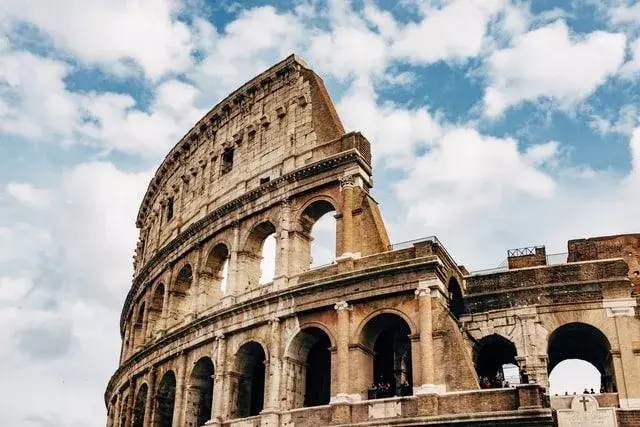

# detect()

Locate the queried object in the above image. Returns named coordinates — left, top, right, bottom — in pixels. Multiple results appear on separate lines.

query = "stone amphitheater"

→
left=105, top=55, right=640, bottom=427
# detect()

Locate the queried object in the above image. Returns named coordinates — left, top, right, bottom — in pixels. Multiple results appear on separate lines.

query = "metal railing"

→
left=470, top=252, right=569, bottom=275
left=507, top=246, right=544, bottom=257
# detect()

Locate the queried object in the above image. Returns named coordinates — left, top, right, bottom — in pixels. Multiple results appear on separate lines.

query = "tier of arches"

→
left=472, top=322, right=617, bottom=394
left=121, top=199, right=340, bottom=361
left=109, top=311, right=417, bottom=427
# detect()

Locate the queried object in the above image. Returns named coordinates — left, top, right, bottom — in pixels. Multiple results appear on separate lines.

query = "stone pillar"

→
left=607, top=298, right=640, bottom=408
left=143, top=368, right=156, bottom=427
left=262, top=318, right=282, bottom=426
left=114, top=393, right=122, bottom=427
left=188, top=250, right=203, bottom=321
left=222, top=222, right=240, bottom=307
left=126, top=378, right=136, bottom=427
left=339, top=177, right=355, bottom=258
left=173, top=352, right=188, bottom=427
left=159, top=265, right=173, bottom=334
left=274, top=199, right=291, bottom=290
left=414, top=283, right=437, bottom=395
left=206, top=334, right=226, bottom=426
left=331, top=301, right=352, bottom=423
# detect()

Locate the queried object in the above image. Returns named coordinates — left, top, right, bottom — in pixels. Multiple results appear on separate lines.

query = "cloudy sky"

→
left=1, top=0, right=640, bottom=425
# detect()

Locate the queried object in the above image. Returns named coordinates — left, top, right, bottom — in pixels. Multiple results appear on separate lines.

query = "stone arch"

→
left=200, top=242, right=230, bottom=309
left=283, top=326, right=333, bottom=409
left=547, top=322, right=616, bottom=393
left=474, top=334, right=519, bottom=388
left=239, top=220, right=277, bottom=290
left=295, top=198, right=338, bottom=272
left=358, top=312, right=414, bottom=399
left=147, top=283, right=165, bottom=338
left=132, top=382, right=148, bottom=427
left=232, top=341, right=267, bottom=418
left=185, top=356, right=215, bottom=427
left=447, top=277, right=464, bottom=317
left=169, top=263, right=193, bottom=326
left=354, top=308, right=417, bottom=343
left=154, top=370, right=176, bottom=427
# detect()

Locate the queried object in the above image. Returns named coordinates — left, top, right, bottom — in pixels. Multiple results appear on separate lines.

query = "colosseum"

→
left=105, top=55, right=640, bottom=427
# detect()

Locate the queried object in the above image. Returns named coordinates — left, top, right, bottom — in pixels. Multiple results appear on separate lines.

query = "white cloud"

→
left=5, top=182, right=52, bottom=208
left=395, top=128, right=556, bottom=228
left=484, top=20, right=626, bottom=116
left=2, top=0, right=195, bottom=79
left=590, top=103, right=639, bottom=135
left=609, top=1, right=640, bottom=24
left=337, top=78, right=442, bottom=165
left=0, top=276, right=32, bottom=301
left=393, top=0, right=507, bottom=64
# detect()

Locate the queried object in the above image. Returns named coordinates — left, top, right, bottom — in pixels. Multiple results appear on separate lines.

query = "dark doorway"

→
left=154, top=371, right=176, bottom=427
left=474, top=334, right=519, bottom=388
left=132, top=384, right=147, bottom=427
left=362, top=313, right=413, bottom=398
left=235, top=342, right=266, bottom=418
left=186, top=357, right=215, bottom=427
left=304, top=330, right=331, bottom=407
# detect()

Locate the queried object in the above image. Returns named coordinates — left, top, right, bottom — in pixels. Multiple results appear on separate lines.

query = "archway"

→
left=284, top=326, right=332, bottom=409
left=147, top=284, right=164, bottom=338
left=233, top=341, right=266, bottom=418
left=170, top=264, right=193, bottom=325
left=240, top=221, right=277, bottom=289
left=361, top=313, right=413, bottom=398
left=547, top=322, right=615, bottom=394
left=300, top=200, right=337, bottom=269
left=154, top=371, right=176, bottom=427
left=201, top=243, right=229, bottom=309
left=132, top=383, right=147, bottom=427
left=447, top=277, right=464, bottom=317
left=474, top=334, right=519, bottom=388
left=185, top=357, right=215, bottom=427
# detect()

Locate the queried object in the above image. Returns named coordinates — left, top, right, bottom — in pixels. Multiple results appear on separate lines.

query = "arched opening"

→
left=284, top=327, right=332, bottom=409
left=240, top=221, right=277, bottom=290
left=547, top=322, right=615, bottom=394
left=132, top=383, right=147, bottom=427
left=185, top=357, right=215, bottom=427
left=201, top=243, right=229, bottom=309
left=549, top=359, right=601, bottom=395
left=474, top=334, right=520, bottom=389
left=147, top=284, right=165, bottom=338
left=170, top=264, right=193, bottom=325
left=233, top=341, right=266, bottom=418
left=133, top=303, right=146, bottom=348
left=361, top=313, right=413, bottom=399
left=447, top=277, right=464, bottom=317
left=300, top=200, right=337, bottom=270
left=154, top=371, right=176, bottom=427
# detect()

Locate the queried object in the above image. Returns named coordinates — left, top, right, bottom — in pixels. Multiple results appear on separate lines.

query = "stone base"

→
left=260, top=409, right=280, bottom=427
left=413, top=383, right=444, bottom=395
left=330, top=402, right=351, bottom=424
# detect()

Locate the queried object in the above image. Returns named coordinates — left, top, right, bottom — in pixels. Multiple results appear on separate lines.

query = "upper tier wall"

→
left=133, top=55, right=347, bottom=272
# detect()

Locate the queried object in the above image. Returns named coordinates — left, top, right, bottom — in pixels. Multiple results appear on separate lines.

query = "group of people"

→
left=368, top=376, right=412, bottom=399
left=479, top=370, right=512, bottom=389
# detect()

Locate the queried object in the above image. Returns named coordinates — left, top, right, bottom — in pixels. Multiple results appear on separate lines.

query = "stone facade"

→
left=105, top=55, right=640, bottom=427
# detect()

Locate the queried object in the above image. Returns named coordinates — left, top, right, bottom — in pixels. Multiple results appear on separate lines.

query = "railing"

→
left=470, top=252, right=569, bottom=275
left=388, top=236, right=440, bottom=251
left=507, top=246, right=543, bottom=257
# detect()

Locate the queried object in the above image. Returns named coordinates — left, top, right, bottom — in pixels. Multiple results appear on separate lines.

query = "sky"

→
left=1, top=0, right=639, bottom=425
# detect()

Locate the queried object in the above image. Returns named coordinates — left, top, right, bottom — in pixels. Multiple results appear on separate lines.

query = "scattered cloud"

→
left=484, top=20, right=626, bottom=116
left=5, top=182, right=52, bottom=208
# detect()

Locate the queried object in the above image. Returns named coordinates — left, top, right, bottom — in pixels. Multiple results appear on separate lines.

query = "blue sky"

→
left=1, top=0, right=640, bottom=425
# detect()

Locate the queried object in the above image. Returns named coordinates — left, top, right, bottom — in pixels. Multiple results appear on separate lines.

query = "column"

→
left=143, top=368, right=156, bottom=427
left=188, top=250, right=203, bottom=321
left=222, top=222, right=240, bottom=307
left=160, top=265, right=173, bottom=334
left=114, top=393, right=122, bottom=427
left=266, top=317, right=282, bottom=409
left=172, top=352, right=188, bottom=426
left=126, top=378, right=137, bottom=427
left=415, top=286, right=436, bottom=395
left=274, top=200, right=291, bottom=289
left=333, top=301, right=352, bottom=402
left=206, top=333, right=226, bottom=426
left=339, top=177, right=355, bottom=258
